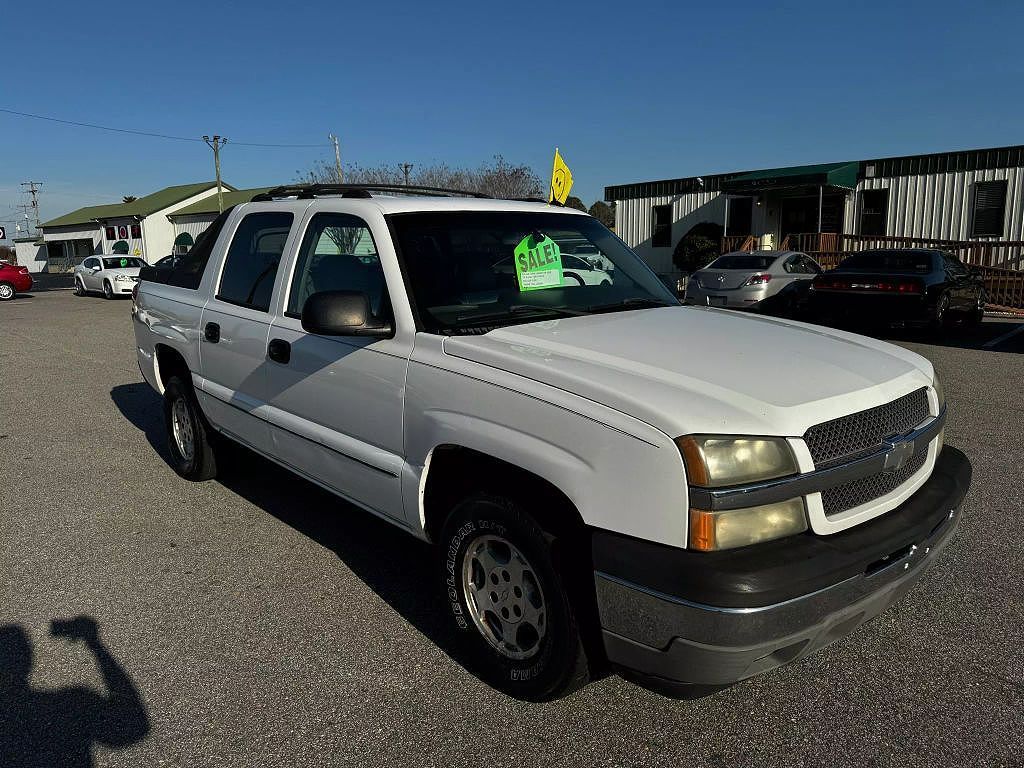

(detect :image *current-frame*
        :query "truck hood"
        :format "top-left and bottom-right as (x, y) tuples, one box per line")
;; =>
(441, 306), (934, 437)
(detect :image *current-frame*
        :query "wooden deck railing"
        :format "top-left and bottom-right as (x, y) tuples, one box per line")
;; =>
(721, 235), (757, 253)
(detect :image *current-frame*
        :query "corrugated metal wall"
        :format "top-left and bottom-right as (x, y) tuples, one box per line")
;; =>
(852, 167), (1024, 241)
(615, 191), (726, 274)
(172, 214), (217, 241)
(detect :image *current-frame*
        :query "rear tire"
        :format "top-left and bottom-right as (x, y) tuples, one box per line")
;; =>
(0, 282), (14, 301)
(440, 493), (590, 701)
(930, 292), (951, 333)
(103, 280), (114, 300)
(163, 375), (217, 481)
(967, 293), (986, 326)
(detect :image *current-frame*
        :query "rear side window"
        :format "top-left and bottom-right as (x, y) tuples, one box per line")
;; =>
(286, 212), (384, 317)
(217, 212), (294, 311)
(150, 207), (236, 289)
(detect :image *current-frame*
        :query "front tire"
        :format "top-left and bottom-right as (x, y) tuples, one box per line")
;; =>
(0, 282), (14, 301)
(103, 280), (114, 300)
(163, 375), (217, 481)
(440, 494), (589, 701)
(74, 278), (85, 296)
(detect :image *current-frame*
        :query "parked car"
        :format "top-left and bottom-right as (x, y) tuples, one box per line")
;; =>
(73, 256), (147, 299)
(0, 261), (32, 301)
(560, 254), (612, 286)
(685, 250), (822, 314)
(133, 188), (969, 701)
(809, 249), (986, 330)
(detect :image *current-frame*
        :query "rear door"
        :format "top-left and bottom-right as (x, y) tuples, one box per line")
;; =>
(942, 252), (973, 310)
(196, 209), (296, 454)
(263, 208), (411, 521)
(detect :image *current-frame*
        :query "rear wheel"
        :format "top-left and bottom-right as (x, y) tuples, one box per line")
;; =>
(930, 292), (951, 332)
(0, 282), (14, 301)
(103, 280), (114, 300)
(967, 293), (986, 326)
(440, 493), (590, 701)
(163, 375), (217, 481)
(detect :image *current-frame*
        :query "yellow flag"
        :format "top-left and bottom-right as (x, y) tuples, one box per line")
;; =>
(549, 148), (574, 204)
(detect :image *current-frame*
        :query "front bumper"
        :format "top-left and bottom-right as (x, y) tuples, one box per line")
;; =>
(594, 446), (971, 693)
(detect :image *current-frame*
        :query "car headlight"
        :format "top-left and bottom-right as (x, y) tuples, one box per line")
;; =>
(676, 435), (806, 551)
(675, 435), (799, 487)
(114, 274), (131, 281)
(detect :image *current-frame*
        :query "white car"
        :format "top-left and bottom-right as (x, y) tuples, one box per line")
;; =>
(74, 256), (146, 299)
(132, 185), (970, 701)
(560, 254), (612, 286)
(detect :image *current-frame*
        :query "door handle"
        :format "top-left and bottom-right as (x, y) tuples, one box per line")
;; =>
(204, 322), (220, 343)
(268, 338), (291, 364)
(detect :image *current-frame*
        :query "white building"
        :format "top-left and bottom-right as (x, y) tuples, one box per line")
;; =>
(167, 187), (271, 253)
(606, 144), (1024, 275)
(33, 181), (233, 273)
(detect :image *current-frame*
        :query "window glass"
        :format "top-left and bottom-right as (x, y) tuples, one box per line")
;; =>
(709, 253), (777, 270)
(388, 210), (676, 334)
(168, 207), (235, 290)
(84, 258), (98, 269)
(652, 205), (672, 247)
(971, 180), (1007, 237)
(860, 189), (889, 236)
(287, 212), (384, 317)
(801, 255), (822, 274)
(102, 257), (145, 269)
(217, 212), (294, 311)
(839, 250), (936, 273)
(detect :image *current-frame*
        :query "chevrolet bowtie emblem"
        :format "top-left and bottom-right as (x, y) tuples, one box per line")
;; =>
(883, 437), (915, 470)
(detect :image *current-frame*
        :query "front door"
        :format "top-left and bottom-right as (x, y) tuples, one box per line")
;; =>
(264, 210), (409, 520)
(195, 210), (296, 455)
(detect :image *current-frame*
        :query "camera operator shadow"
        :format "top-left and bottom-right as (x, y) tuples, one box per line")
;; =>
(0, 617), (150, 768)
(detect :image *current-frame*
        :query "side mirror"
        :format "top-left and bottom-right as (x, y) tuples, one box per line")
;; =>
(92, 265), (102, 272)
(301, 290), (392, 337)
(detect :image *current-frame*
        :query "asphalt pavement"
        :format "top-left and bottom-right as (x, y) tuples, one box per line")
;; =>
(1, 290), (1022, 767)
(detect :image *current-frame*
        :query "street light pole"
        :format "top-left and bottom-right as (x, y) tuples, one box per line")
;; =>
(203, 135), (228, 212)
(329, 133), (343, 182)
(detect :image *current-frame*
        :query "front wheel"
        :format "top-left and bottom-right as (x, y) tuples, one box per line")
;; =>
(74, 278), (85, 296)
(103, 280), (114, 300)
(440, 494), (590, 701)
(163, 375), (217, 481)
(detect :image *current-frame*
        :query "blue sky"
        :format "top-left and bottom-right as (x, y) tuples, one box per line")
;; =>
(2, 0), (1023, 230)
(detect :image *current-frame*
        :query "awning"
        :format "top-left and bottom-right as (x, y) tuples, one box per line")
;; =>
(722, 162), (859, 194)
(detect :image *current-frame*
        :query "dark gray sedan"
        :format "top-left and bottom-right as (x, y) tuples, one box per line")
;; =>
(685, 250), (822, 312)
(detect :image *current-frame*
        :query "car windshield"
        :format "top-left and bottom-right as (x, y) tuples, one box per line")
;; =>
(388, 210), (677, 334)
(839, 251), (935, 273)
(707, 253), (778, 270)
(102, 257), (145, 269)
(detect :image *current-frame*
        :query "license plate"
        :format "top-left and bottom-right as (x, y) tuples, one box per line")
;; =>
(709, 296), (727, 307)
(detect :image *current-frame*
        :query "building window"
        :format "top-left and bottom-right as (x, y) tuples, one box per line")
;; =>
(105, 226), (116, 240)
(726, 197), (753, 236)
(130, 223), (142, 239)
(860, 189), (888, 236)
(971, 180), (1007, 237)
(652, 204), (672, 247)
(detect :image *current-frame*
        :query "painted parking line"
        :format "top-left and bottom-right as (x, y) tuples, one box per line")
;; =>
(982, 323), (1024, 349)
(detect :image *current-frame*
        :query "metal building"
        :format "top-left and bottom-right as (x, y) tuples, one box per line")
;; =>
(606, 144), (1024, 277)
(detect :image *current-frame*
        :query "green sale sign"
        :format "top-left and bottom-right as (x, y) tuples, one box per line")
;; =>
(513, 233), (563, 291)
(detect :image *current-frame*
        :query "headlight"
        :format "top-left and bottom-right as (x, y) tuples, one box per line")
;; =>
(676, 435), (805, 551)
(114, 274), (131, 281)
(675, 435), (798, 487)
(932, 373), (945, 412)
(689, 499), (807, 551)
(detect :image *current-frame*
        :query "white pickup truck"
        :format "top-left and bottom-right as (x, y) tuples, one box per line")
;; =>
(132, 184), (971, 701)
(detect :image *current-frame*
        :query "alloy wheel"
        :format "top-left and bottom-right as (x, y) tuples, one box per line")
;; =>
(0, 284), (13, 300)
(170, 397), (195, 462)
(462, 534), (547, 660)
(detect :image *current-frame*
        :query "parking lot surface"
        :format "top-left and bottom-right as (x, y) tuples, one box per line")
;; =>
(2, 290), (1023, 767)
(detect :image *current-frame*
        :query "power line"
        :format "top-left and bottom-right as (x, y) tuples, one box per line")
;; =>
(0, 108), (330, 148)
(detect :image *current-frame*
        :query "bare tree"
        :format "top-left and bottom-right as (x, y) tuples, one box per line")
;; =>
(300, 155), (543, 199)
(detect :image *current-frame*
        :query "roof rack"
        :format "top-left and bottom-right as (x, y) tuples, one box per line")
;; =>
(250, 183), (492, 202)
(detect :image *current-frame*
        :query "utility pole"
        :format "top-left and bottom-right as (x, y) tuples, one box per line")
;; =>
(20, 181), (42, 233)
(400, 163), (414, 187)
(202, 136), (228, 212)
(329, 133), (343, 182)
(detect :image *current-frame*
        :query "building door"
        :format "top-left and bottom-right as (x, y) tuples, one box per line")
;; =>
(780, 194), (846, 239)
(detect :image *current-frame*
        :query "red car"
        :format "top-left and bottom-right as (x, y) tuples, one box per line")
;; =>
(0, 261), (33, 301)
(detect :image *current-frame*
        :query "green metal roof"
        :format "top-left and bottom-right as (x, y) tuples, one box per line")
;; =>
(722, 162), (858, 192)
(41, 181), (235, 228)
(167, 187), (274, 218)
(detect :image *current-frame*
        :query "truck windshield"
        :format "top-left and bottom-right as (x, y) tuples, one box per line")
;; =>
(388, 210), (677, 334)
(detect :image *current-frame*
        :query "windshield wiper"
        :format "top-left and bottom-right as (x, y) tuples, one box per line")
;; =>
(585, 297), (676, 313)
(455, 304), (589, 324)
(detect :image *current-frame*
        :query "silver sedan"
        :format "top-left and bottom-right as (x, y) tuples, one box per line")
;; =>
(684, 250), (822, 312)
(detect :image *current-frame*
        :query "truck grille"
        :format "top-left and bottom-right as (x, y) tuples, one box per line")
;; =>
(821, 450), (928, 516)
(803, 388), (930, 468)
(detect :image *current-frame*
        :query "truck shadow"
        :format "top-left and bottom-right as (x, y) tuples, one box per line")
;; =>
(108, 383), (471, 672)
